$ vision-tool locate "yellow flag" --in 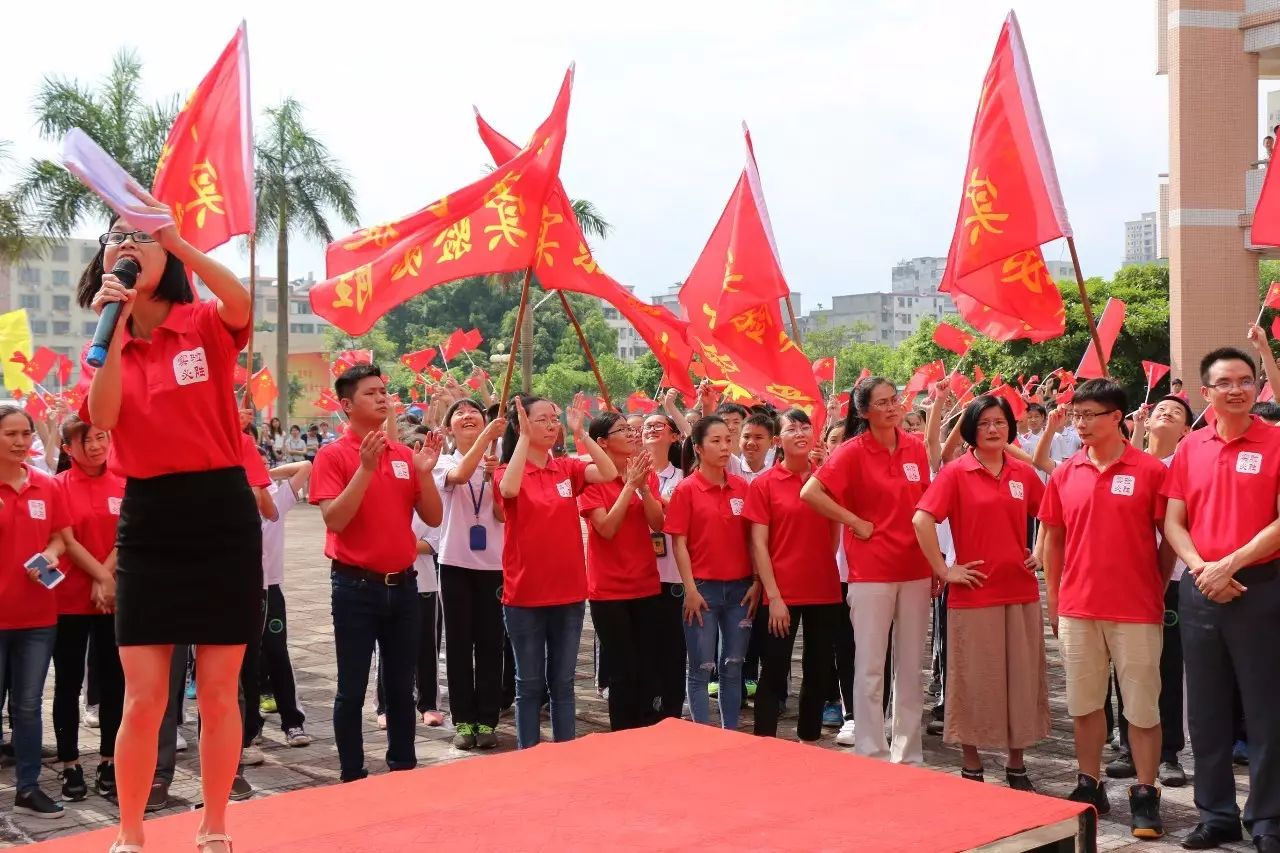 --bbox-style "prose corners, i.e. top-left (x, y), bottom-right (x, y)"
top-left (0, 309), bottom-right (34, 394)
